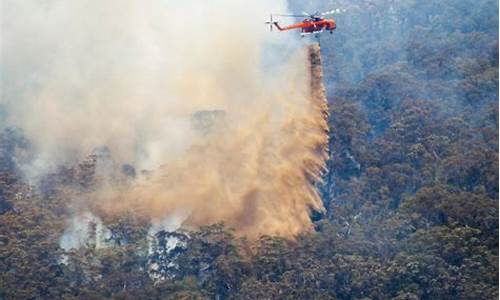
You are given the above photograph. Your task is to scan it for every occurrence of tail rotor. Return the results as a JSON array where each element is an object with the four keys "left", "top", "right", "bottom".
[
  {"left": 265, "top": 14, "right": 274, "bottom": 31},
  {"left": 265, "top": 14, "right": 280, "bottom": 32}
]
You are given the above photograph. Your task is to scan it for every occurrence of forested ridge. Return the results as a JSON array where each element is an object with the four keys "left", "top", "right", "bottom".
[{"left": 0, "top": 0, "right": 498, "bottom": 299}]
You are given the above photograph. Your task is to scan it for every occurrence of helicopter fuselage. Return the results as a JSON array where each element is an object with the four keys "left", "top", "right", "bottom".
[{"left": 273, "top": 17, "right": 336, "bottom": 34}]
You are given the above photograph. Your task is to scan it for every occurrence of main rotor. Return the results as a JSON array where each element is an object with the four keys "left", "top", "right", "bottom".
[{"left": 272, "top": 8, "right": 346, "bottom": 20}]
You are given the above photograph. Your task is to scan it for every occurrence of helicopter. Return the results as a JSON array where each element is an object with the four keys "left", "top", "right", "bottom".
[{"left": 265, "top": 9, "right": 344, "bottom": 37}]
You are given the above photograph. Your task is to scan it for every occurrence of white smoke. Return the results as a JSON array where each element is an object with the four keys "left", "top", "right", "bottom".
[
  {"left": 2, "top": 0, "right": 328, "bottom": 238},
  {"left": 1, "top": 0, "right": 298, "bottom": 175},
  {"left": 59, "top": 211, "right": 111, "bottom": 250}
]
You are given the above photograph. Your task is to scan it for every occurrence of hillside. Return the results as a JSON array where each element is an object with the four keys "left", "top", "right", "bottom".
[{"left": 0, "top": 0, "right": 499, "bottom": 299}]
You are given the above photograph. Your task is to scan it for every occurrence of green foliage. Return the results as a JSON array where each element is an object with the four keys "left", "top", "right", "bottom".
[{"left": 0, "top": 0, "right": 498, "bottom": 298}]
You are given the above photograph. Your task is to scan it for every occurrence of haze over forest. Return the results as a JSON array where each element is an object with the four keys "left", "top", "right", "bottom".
[{"left": 0, "top": 0, "right": 498, "bottom": 299}]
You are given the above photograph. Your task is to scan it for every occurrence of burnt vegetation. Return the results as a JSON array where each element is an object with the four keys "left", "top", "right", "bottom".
[{"left": 0, "top": 0, "right": 498, "bottom": 299}]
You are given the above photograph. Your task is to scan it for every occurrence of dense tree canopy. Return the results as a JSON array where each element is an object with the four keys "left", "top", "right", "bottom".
[{"left": 0, "top": 0, "right": 498, "bottom": 299}]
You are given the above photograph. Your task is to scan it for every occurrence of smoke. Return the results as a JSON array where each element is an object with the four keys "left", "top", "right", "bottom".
[
  {"left": 59, "top": 211, "right": 111, "bottom": 250},
  {"left": 1, "top": 0, "right": 328, "bottom": 238}
]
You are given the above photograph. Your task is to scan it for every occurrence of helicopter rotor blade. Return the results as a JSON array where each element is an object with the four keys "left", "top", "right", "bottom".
[
  {"left": 321, "top": 8, "right": 347, "bottom": 16},
  {"left": 265, "top": 14, "right": 275, "bottom": 31},
  {"left": 272, "top": 13, "right": 307, "bottom": 17},
  {"left": 270, "top": 8, "right": 347, "bottom": 19}
]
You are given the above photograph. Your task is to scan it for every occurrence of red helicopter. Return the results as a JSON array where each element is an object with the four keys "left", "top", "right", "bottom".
[{"left": 266, "top": 10, "right": 343, "bottom": 37}]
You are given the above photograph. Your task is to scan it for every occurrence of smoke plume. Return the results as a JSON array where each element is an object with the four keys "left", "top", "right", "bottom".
[{"left": 1, "top": 0, "right": 328, "bottom": 238}]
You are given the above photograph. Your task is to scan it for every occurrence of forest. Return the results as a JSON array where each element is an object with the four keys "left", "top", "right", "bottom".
[{"left": 0, "top": 0, "right": 498, "bottom": 299}]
